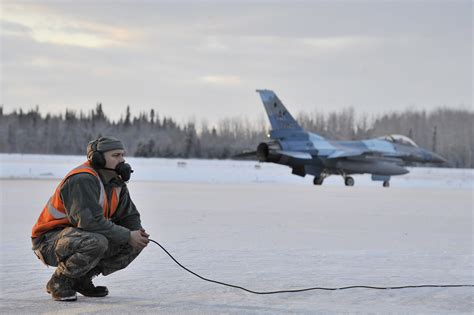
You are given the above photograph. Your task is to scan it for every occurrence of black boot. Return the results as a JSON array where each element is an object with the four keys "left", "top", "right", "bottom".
[
  {"left": 46, "top": 272, "right": 77, "bottom": 301},
  {"left": 73, "top": 269, "right": 108, "bottom": 297}
]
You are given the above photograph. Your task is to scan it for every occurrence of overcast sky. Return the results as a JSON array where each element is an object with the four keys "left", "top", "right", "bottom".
[{"left": 1, "top": 0, "right": 472, "bottom": 126}]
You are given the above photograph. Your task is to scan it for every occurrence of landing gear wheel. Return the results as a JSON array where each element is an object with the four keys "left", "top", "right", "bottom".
[
  {"left": 344, "top": 176, "right": 354, "bottom": 186},
  {"left": 313, "top": 177, "right": 324, "bottom": 185},
  {"left": 383, "top": 180, "right": 390, "bottom": 187}
]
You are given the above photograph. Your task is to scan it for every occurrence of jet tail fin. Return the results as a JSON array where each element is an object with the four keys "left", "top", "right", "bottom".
[{"left": 256, "top": 89, "right": 303, "bottom": 131}]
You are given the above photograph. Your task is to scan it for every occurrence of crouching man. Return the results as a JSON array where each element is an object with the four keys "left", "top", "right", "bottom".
[{"left": 31, "top": 136, "right": 149, "bottom": 301}]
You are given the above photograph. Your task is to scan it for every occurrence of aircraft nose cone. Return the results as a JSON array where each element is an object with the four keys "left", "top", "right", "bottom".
[
  {"left": 421, "top": 149, "right": 447, "bottom": 164},
  {"left": 431, "top": 152, "right": 447, "bottom": 164}
]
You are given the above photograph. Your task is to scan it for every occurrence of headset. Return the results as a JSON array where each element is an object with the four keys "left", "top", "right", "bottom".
[{"left": 87, "top": 138, "right": 106, "bottom": 169}]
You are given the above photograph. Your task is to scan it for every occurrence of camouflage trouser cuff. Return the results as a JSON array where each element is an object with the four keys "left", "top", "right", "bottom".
[{"left": 99, "top": 246, "right": 142, "bottom": 276}]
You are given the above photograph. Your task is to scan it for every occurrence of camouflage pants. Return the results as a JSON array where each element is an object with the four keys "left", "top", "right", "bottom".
[{"left": 33, "top": 227, "right": 142, "bottom": 278}]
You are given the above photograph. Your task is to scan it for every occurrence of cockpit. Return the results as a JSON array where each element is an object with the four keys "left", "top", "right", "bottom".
[{"left": 378, "top": 134, "right": 418, "bottom": 147}]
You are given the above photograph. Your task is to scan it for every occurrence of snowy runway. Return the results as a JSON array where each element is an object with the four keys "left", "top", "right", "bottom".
[{"left": 1, "top": 175, "right": 473, "bottom": 313}]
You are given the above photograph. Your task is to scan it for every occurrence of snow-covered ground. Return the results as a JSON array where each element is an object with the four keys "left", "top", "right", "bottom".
[{"left": 0, "top": 154, "right": 473, "bottom": 314}]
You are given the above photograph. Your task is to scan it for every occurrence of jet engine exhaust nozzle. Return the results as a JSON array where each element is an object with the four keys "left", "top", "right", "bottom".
[{"left": 257, "top": 141, "right": 281, "bottom": 163}]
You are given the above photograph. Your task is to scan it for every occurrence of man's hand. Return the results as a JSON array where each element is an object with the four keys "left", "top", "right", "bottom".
[{"left": 129, "top": 229, "right": 149, "bottom": 250}]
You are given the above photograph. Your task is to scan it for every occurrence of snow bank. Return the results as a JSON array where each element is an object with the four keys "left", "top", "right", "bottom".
[{"left": 1, "top": 153, "right": 472, "bottom": 189}]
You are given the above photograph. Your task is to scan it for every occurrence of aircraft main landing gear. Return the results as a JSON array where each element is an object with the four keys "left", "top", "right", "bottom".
[
  {"left": 383, "top": 180, "right": 390, "bottom": 187},
  {"left": 313, "top": 176, "right": 324, "bottom": 185},
  {"left": 344, "top": 176, "right": 354, "bottom": 186}
]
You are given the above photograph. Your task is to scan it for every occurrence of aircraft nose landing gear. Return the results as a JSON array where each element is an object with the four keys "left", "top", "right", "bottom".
[{"left": 344, "top": 176, "right": 354, "bottom": 186}]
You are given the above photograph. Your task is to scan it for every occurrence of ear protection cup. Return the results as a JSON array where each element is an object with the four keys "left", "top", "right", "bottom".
[
  {"left": 91, "top": 151, "right": 106, "bottom": 168},
  {"left": 88, "top": 139, "right": 106, "bottom": 168}
]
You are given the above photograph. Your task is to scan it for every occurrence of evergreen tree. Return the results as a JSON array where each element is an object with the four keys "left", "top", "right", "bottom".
[{"left": 0, "top": 105, "right": 472, "bottom": 167}]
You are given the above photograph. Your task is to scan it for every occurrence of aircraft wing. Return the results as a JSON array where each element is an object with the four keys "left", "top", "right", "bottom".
[
  {"left": 277, "top": 150, "right": 313, "bottom": 160},
  {"left": 327, "top": 150, "right": 364, "bottom": 159},
  {"left": 326, "top": 150, "right": 404, "bottom": 163}
]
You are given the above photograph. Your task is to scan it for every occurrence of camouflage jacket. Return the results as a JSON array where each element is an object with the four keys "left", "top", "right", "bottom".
[{"left": 57, "top": 170, "right": 142, "bottom": 245}]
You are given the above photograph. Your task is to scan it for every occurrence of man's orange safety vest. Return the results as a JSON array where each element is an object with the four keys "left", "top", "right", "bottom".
[{"left": 31, "top": 161, "right": 122, "bottom": 238}]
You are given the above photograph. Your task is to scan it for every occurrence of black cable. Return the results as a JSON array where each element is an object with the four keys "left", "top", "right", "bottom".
[{"left": 149, "top": 239, "right": 473, "bottom": 294}]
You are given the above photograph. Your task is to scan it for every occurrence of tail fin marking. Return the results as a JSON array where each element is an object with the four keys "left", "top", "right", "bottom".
[{"left": 256, "top": 89, "right": 303, "bottom": 131}]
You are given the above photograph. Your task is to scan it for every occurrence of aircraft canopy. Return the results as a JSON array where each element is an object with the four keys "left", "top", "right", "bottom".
[{"left": 379, "top": 134, "right": 418, "bottom": 147}]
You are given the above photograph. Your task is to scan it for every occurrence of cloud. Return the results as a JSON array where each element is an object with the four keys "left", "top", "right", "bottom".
[
  {"left": 197, "top": 36, "right": 230, "bottom": 53},
  {"left": 1, "top": 4, "right": 136, "bottom": 48},
  {"left": 0, "top": 20, "right": 33, "bottom": 37},
  {"left": 199, "top": 75, "right": 242, "bottom": 86},
  {"left": 300, "top": 36, "right": 376, "bottom": 51},
  {"left": 1, "top": 1, "right": 470, "bottom": 125}
]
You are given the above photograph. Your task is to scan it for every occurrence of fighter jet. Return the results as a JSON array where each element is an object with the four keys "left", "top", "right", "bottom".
[{"left": 250, "top": 89, "right": 446, "bottom": 187}]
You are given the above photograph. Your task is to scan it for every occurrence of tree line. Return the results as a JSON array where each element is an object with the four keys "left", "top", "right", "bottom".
[{"left": 0, "top": 104, "right": 472, "bottom": 168}]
